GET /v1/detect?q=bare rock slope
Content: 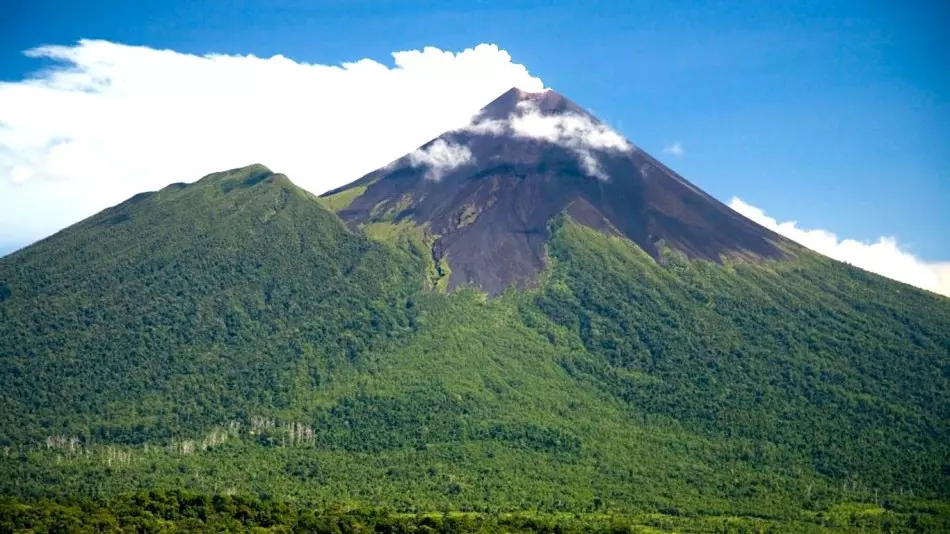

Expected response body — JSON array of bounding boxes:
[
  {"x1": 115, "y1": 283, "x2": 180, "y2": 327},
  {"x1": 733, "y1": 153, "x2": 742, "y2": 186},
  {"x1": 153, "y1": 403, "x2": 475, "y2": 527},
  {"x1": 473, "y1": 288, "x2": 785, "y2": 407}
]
[{"x1": 325, "y1": 88, "x2": 788, "y2": 295}]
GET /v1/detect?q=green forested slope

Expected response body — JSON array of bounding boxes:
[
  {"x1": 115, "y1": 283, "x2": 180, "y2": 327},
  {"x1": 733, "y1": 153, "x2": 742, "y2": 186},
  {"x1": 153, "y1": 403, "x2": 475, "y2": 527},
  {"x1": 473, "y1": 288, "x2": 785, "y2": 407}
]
[
  {"x1": 535, "y1": 219, "x2": 950, "y2": 496},
  {"x1": 0, "y1": 165, "x2": 948, "y2": 529},
  {"x1": 0, "y1": 165, "x2": 426, "y2": 444}
]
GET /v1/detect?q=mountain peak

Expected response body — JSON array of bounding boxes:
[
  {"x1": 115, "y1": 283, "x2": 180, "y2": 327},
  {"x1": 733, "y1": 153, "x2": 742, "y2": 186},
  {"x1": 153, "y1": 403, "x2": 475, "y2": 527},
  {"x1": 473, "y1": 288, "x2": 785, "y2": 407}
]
[
  {"x1": 326, "y1": 89, "x2": 788, "y2": 295},
  {"x1": 187, "y1": 163, "x2": 294, "y2": 195},
  {"x1": 199, "y1": 163, "x2": 273, "y2": 183},
  {"x1": 476, "y1": 86, "x2": 590, "y2": 121}
]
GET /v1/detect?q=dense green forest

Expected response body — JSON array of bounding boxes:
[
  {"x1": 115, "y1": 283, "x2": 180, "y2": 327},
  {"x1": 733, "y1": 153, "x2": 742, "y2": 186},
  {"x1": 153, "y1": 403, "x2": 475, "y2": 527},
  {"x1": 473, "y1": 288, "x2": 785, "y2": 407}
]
[
  {"x1": 2, "y1": 491, "x2": 947, "y2": 533},
  {"x1": 1, "y1": 165, "x2": 948, "y2": 529}
]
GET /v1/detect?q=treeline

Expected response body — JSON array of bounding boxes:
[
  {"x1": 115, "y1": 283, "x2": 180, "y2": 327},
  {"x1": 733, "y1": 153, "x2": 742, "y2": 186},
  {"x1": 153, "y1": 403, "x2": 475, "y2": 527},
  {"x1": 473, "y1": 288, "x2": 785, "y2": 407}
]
[{"x1": 2, "y1": 491, "x2": 945, "y2": 533}]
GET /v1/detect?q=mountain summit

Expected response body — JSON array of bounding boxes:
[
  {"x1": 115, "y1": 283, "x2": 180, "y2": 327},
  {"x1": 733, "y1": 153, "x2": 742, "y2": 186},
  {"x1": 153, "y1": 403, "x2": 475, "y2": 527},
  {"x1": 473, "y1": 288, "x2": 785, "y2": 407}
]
[{"x1": 323, "y1": 87, "x2": 788, "y2": 294}]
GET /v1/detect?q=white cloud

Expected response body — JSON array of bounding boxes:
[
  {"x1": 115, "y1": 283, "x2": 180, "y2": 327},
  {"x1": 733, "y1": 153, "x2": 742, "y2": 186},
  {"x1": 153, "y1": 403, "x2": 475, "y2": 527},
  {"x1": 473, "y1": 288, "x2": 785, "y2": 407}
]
[
  {"x1": 0, "y1": 39, "x2": 544, "y2": 246},
  {"x1": 408, "y1": 139, "x2": 474, "y2": 181},
  {"x1": 576, "y1": 151, "x2": 607, "y2": 181},
  {"x1": 932, "y1": 264, "x2": 950, "y2": 297},
  {"x1": 508, "y1": 102, "x2": 631, "y2": 181},
  {"x1": 507, "y1": 101, "x2": 631, "y2": 153},
  {"x1": 459, "y1": 100, "x2": 631, "y2": 180},
  {"x1": 463, "y1": 118, "x2": 507, "y2": 136},
  {"x1": 663, "y1": 142, "x2": 684, "y2": 157},
  {"x1": 730, "y1": 197, "x2": 950, "y2": 297}
]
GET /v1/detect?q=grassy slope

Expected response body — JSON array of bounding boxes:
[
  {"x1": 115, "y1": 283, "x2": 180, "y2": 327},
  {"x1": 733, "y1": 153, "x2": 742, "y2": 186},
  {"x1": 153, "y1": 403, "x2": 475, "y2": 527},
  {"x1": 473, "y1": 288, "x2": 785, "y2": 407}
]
[
  {"x1": 1, "y1": 167, "x2": 948, "y2": 529},
  {"x1": 316, "y1": 185, "x2": 367, "y2": 212}
]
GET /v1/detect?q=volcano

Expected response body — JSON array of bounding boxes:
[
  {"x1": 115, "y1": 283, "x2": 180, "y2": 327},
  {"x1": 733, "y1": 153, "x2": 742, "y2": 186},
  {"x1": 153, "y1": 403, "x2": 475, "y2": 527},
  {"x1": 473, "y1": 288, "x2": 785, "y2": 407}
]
[
  {"x1": 323, "y1": 87, "x2": 789, "y2": 294},
  {"x1": 2, "y1": 87, "x2": 949, "y2": 526}
]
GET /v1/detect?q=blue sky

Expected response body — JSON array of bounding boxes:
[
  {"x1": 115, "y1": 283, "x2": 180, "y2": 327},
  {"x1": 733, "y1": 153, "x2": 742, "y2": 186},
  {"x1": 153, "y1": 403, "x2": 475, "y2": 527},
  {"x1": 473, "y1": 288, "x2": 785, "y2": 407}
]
[{"x1": 2, "y1": 1, "x2": 948, "y2": 283}]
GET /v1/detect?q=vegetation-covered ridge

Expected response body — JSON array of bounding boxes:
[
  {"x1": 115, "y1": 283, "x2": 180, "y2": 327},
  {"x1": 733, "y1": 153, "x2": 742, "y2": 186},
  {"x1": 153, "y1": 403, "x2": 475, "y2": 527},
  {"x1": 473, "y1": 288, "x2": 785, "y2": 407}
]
[{"x1": 1, "y1": 165, "x2": 949, "y2": 527}]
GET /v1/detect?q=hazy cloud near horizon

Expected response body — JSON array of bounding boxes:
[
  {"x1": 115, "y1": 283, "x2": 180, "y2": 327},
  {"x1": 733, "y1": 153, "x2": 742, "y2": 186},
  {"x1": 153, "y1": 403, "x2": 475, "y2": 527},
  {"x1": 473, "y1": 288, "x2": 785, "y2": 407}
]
[{"x1": 730, "y1": 198, "x2": 950, "y2": 297}]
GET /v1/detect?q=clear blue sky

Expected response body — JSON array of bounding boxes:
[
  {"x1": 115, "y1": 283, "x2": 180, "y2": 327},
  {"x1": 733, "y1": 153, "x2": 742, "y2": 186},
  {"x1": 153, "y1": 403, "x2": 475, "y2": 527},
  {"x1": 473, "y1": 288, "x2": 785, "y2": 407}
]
[{"x1": 3, "y1": 0, "x2": 948, "y2": 259}]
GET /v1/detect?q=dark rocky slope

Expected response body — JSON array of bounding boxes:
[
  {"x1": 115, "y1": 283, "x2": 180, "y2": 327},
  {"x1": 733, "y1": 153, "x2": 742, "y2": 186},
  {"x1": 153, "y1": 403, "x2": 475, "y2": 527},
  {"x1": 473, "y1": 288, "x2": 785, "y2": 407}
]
[{"x1": 327, "y1": 87, "x2": 789, "y2": 294}]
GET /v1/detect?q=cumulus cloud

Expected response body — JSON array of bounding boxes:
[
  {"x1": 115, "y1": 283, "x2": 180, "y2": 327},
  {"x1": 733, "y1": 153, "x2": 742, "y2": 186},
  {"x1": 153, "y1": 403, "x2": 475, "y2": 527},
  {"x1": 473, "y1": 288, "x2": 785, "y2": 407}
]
[
  {"x1": 0, "y1": 39, "x2": 544, "y2": 247},
  {"x1": 663, "y1": 142, "x2": 684, "y2": 157},
  {"x1": 730, "y1": 197, "x2": 950, "y2": 297},
  {"x1": 932, "y1": 264, "x2": 950, "y2": 297},
  {"x1": 408, "y1": 139, "x2": 474, "y2": 181}
]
